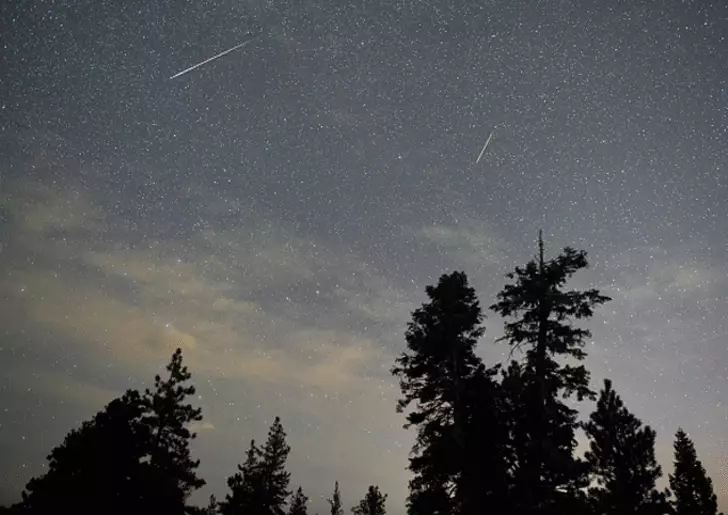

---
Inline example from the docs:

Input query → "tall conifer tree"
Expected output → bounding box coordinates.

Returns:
[220,440,264,515]
[670,429,721,515]
[392,271,508,515]
[142,348,206,513]
[491,232,610,515]
[221,418,290,515]
[260,417,292,515]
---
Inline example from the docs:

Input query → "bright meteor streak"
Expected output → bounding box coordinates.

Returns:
[169,39,255,80]
[475,131,494,164]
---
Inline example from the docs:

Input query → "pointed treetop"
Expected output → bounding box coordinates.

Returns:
[392,271,486,416]
[490,235,611,396]
[352,485,387,515]
[328,481,343,515]
[670,428,720,515]
[16,348,206,515]
[289,486,309,515]
[261,417,291,515]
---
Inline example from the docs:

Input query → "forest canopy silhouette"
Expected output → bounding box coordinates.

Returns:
[2,234,721,515]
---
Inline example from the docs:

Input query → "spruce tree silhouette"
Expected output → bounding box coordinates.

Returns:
[490,231,611,515]
[260,417,292,515]
[584,379,669,515]
[289,487,309,515]
[220,440,264,515]
[327,481,343,515]
[670,429,721,515]
[221,418,291,515]
[351,485,387,515]
[141,348,206,514]
[392,271,509,515]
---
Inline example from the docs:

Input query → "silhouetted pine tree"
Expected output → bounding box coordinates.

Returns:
[17,390,149,515]
[220,440,265,515]
[328,481,344,515]
[221,418,291,515]
[670,429,721,515]
[14,350,206,515]
[392,271,509,515]
[289,487,309,515]
[351,485,387,515]
[15,350,206,515]
[490,232,610,515]
[259,417,292,515]
[584,379,669,515]
[142,348,206,514]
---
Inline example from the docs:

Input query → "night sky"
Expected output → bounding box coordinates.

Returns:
[1,0,727,511]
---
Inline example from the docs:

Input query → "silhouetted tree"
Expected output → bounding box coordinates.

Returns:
[328,481,343,515]
[491,232,611,515]
[17,390,149,515]
[392,272,509,515]
[142,348,206,513]
[16,349,205,515]
[351,485,387,515]
[584,379,669,515]
[259,417,292,515]
[670,429,721,515]
[221,418,291,515]
[289,487,309,515]
[220,440,265,515]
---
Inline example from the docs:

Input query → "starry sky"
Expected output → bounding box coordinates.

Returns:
[1,0,727,511]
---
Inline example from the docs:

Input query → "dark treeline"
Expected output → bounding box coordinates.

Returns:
[1,234,722,515]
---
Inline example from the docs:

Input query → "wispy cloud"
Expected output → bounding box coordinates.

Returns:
[2,181,402,397]
[0,177,417,508]
[3,180,105,239]
[415,219,510,268]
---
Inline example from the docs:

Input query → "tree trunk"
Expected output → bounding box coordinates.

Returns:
[532,229,549,514]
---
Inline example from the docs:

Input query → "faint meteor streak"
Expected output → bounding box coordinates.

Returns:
[475,131,494,164]
[169,39,255,80]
